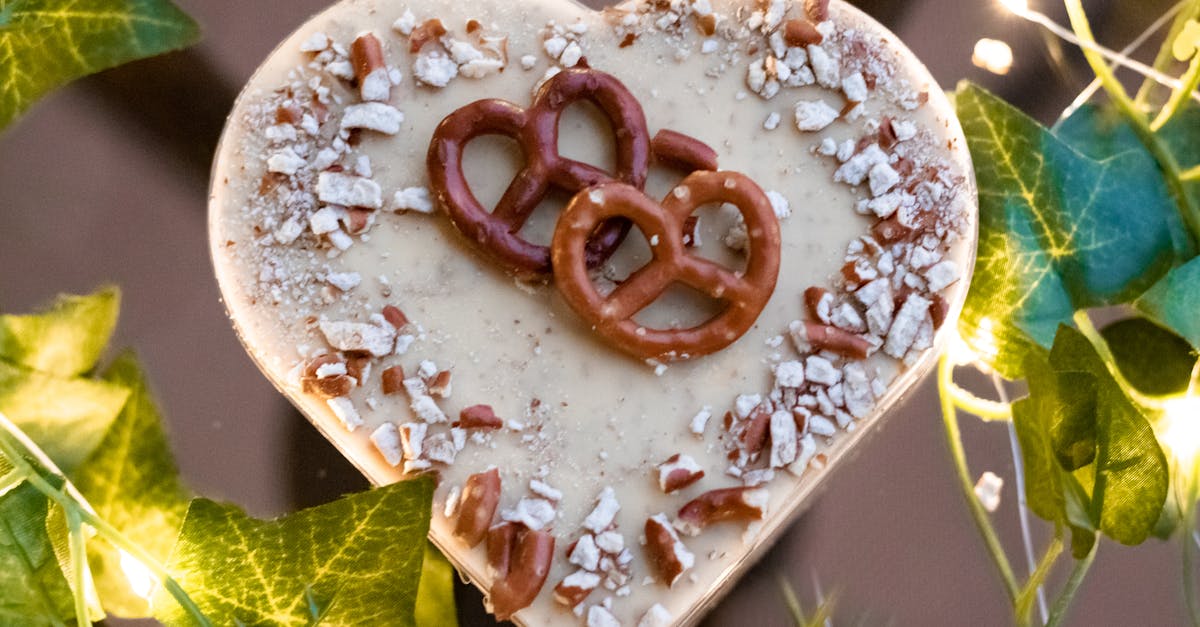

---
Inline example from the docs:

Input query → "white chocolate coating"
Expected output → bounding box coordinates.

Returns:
[209,1,977,625]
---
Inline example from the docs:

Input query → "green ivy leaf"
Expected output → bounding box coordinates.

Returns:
[1135,256,1200,351]
[0,480,75,625]
[0,288,120,377]
[1056,102,1200,252]
[0,361,129,472]
[955,84,1182,378]
[71,352,190,618]
[1101,317,1197,396]
[1090,384,1169,545]
[157,477,435,627]
[1012,353,1070,525]
[0,0,200,130]
[415,543,457,627]
[1014,325,1170,550]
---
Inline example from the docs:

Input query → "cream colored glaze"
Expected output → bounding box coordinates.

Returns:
[209,1,977,624]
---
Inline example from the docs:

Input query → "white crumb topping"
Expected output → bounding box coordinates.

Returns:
[789,434,817,476]
[594,531,624,554]
[734,394,762,419]
[392,10,416,35]
[588,605,621,627]
[399,422,426,459]
[835,144,889,186]
[317,172,383,209]
[842,363,874,419]
[774,360,805,387]
[570,534,601,571]
[266,148,306,175]
[808,43,839,87]
[560,41,584,67]
[885,294,932,358]
[544,35,568,59]
[370,423,403,466]
[318,319,395,356]
[530,479,563,501]
[869,162,901,197]
[793,99,839,131]
[501,497,557,530]
[842,71,868,102]
[583,487,620,532]
[769,410,798,468]
[360,68,392,103]
[413,51,459,87]
[299,31,330,53]
[443,485,461,518]
[410,394,448,424]
[657,455,703,491]
[689,407,712,436]
[808,414,836,436]
[391,186,434,213]
[326,271,361,291]
[925,259,960,292]
[893,119,918,141]
[563,570,601,588]
[975,471,1004,512]
[637,603,673,627]
[804,356,840,386]
[766,190,791,219]
[326,397,362,430]
[340,102,404,135]
[314,362,347,378]
[520,54,538,69]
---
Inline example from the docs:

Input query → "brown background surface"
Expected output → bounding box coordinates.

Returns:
[0,0,1189,625]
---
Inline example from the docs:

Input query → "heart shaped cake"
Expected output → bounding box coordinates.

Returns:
[209,0,977,624]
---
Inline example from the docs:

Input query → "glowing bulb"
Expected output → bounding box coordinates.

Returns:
[119,549,157,601]
[973,38,1015,75]
[1160,397,1200,468]
[999,0,1029,15]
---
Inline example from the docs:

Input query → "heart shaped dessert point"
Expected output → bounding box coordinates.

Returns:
[209,0,978,624]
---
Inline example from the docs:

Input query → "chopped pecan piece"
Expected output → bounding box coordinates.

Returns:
[675,486,769,536]
[453,468,501,546]
[487,522,555,620]
[458,404,504,429]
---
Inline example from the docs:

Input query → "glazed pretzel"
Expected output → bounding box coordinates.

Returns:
[427,68,653,278]
[551,171,782,361]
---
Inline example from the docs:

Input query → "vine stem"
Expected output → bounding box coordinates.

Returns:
[1072,311,1174,410]
[1136,0,1200,108]
[1180,430,1200,627]
[0,411,212,627]
[947,380,1013,421]
[938,356,1021,604]
[1061,0,1189,121]
[1152,51,1200,130]
[1064,0,1200,248]
[994,374,1049,624]
[66,507,93,624]
[1047,540,1098,627]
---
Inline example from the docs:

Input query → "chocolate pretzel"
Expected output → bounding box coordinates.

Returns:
[427,68,654,278]
[551,171,781,361]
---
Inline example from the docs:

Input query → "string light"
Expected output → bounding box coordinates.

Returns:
[973,38,1016,75]
[1161,397,1200,470]
[996,0,1192,96]
[999,0,1030,15]
[120,549,159,602]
